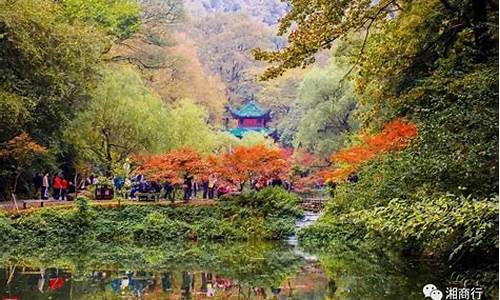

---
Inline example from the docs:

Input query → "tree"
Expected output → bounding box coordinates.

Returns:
[163,99,222,154]
[215,145,290,189]
[293,63,358,157]
[0,0,107,143]
[0,132,48,195]
[252,0,407,79]
[323,119,417,182]
[188,12,276,102]
[239,132,275,148]
[255,68,307,145]
[153,33,227,123]
[254,0,497,79]
[0,0,143,198]
[105,0,185,73]
[185,0,289,26]
[60,0,141,39]
[135,148,208,184]
[64,67,169,174]
[256,0,498,197]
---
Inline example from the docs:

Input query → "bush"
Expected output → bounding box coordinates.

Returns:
[0,212,18,242]
[132,212,191,243]
[360,195,499,260]
[299,195,499,263]
[221,186,303,219]
[195,217,245,240]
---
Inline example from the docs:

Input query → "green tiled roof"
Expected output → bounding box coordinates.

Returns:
[229,127,274,138]
[230,101,269,118]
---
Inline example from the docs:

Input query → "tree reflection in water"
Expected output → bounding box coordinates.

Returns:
[0,240,446,299]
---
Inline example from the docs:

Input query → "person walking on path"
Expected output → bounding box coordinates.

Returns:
[33,173,43,199]
[163,181,174,202]
[53,174,63,200]
[183,176,193,202]
[208,175,217,199]
[202,179,209,199]
[60,177,69,201]
[42,173,50,200]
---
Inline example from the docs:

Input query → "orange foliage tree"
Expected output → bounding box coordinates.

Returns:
[133,145,291,190]
[133,148,209,185]
[325,119,418,182]
[214,145,290,189]
[0,132,48,194]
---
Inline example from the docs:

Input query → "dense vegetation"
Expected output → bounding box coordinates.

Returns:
[0,187,302,245]
[253,0,499,292]
[0,0,497,295]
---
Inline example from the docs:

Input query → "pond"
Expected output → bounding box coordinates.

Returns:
[0,213,447,300]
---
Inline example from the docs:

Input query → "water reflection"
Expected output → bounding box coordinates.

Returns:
[0,241,446,300]
[1,241,328,299]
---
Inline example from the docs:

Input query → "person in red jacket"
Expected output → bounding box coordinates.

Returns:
[53,174,63,200]
[61,177,69,201]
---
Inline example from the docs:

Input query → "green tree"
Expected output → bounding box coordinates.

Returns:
[0,0,106,143]
[65,67,169,174]
[239,132,275,147]
[60,0,141,39]
[265,0,498,282]
[293,64,358,157]
[163,99,222,154]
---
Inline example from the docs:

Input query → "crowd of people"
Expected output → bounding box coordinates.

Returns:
[31,171,292,202]
[127,174,234,202]
[32,172,74,200]
[125,174,293,202]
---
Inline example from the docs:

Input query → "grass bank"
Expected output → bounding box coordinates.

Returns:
[0,187,303,246]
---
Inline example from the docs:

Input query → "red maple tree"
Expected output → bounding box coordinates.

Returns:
[325,119,418,182]
[134,148,208,184]
[212,145,291,189]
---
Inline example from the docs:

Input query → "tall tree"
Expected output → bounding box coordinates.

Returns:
[255,0,498,197]
[163,99,222,154]
[293,63,358,157]
[0,0,108,143]
[64,67,169,174]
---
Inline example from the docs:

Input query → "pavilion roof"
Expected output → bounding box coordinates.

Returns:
[229,101,270,118]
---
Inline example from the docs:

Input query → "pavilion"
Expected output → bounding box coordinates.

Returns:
[228,101,275,139]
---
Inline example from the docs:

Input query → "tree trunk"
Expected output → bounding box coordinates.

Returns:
[12,168,22,196]
[471,0,491,61]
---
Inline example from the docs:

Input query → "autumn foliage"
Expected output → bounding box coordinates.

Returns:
[134,148,209,184]
[324,119,418,182]
[214,145,290,187]
[134,145,290,188]
[0,132,48,193]
[131,120,416,188]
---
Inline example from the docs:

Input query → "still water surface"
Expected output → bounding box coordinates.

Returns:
[1,213,444,299]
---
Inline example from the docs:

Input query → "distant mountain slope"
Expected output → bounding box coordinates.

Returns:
[185,0,289,25]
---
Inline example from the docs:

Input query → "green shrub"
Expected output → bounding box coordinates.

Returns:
[195,217,245,240]
[132,212,191,243]
[221,187,303,219]
[1,187,305,246]
[0,211,18,242]
[300,195,499,263]
[360,195,499,260]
